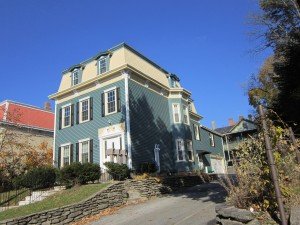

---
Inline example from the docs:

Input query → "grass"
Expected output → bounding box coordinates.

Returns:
[0,189,30,207]
[0,183,109,221]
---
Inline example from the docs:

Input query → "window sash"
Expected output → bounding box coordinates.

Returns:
[63,106,71,127]
[63,145,70,166]
[106,89,117,115]
[176,139,185,161]
[173,104,181,123]
[209,133,215,146]
[81,99,89,122]
[99,57,107,74]
[80,140,90,163]
[72,70,79,85]
[183,106,189,125]
[194,124,200,140]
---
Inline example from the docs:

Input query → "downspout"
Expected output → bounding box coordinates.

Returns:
[221,136,228,174]
[123,70,132,169]
[53,101,57,167]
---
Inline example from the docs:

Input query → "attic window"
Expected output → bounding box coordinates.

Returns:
[98,56,109,74]
[170,78,180,88]
[72,69,79,86]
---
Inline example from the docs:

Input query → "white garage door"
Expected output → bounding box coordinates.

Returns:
[210,158,225,174]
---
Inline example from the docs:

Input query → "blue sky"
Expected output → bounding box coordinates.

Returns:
[0,0,271,128]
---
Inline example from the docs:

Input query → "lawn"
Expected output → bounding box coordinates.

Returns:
[0,183,109,221]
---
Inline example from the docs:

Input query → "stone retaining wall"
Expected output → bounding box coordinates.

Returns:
[1,175,204,225]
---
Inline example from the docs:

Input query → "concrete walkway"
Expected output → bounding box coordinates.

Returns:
[90,182,226,225]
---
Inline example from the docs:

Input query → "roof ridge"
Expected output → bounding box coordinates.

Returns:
[1,100,54,114]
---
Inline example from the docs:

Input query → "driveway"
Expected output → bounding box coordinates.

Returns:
[90,182,226,225]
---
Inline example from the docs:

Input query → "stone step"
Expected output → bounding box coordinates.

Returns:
[18,186,65,206]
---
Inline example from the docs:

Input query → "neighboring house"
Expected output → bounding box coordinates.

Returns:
[0,100,54,150]
[49,43,225,173]
[215,117,257,169]
[197,126,226,174]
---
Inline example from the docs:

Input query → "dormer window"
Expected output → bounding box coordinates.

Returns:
[72,69,79,86]
[98,56,108,74]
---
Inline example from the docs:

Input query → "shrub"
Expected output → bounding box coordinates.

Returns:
[104,162,130,180]
[60,162,82,186]
[221,121,300,220]
[139,162,157,174]
[78,163,101,184]
[60,162,101,186]
[20,166,56,190]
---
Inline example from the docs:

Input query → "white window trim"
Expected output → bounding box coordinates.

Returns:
[72,69,79,86]
[209,133,215,147]
[62,105,72,129]
[79,139,90,163]
[79,98,90,123]
[176,138,185,162]
[98,56,108,74]
[194,124,200,140]
[183,105,190,125]
[172,103,181,124]
[79,96,90,102]
[186,140,194,162]
[60,143,71,167]
[105,88,117,116]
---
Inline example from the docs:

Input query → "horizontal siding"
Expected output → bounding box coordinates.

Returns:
[129,80,175,172]
[54,79,126,166]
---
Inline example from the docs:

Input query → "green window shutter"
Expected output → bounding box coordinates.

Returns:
[70,144,74,163]
[71,73,74,86]
[106,56,110,71]
[59,108,62,130]
[57,147,61,168]
[78,69,83,83]
[90,97,93,120]
[89,139,93,163]
[101,93,105,117]
[199,126,201,141]
[71,104,74,126]
[76,143,79,162]
[117,87,121,112]
[76,102,79,124]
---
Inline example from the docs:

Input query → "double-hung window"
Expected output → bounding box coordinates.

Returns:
[105,89,117,115]
[194,124,201,140]
[186,140,194,161]
[62,145,70,166]
[72,69,79,86]
[172,104,181,123]
[176,139,185,161]
[63,105,71,128]
[80,140,90,163]
[183,105,189,125]
[98,56,108,74]
[80,98,90,123]
[209,133,215,147]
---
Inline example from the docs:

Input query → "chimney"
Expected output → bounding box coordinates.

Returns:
[211,121,216,130]
[239,115,244,121]
[44,102,51,111]
[228,118,235,126]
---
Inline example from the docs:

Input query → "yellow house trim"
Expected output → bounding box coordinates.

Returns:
[49,64,192,101]
[189,111,203,121]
